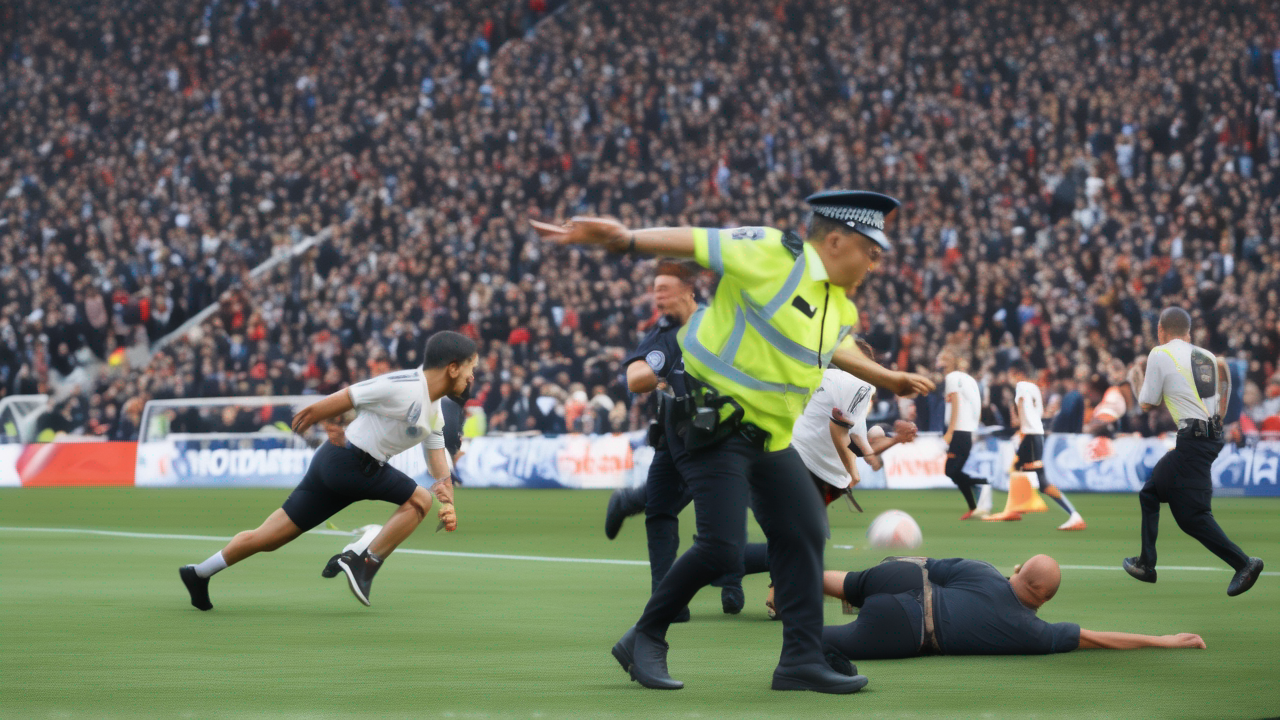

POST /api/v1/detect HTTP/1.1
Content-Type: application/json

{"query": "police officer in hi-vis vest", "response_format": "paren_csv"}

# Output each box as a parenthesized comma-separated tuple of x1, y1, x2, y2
(532, 191, 935, 695)
(1123, 307, 1263, 597)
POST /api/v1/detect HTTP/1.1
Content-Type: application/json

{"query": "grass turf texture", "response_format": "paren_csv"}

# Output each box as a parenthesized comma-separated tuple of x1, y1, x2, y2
(1, 488, 1276, 720)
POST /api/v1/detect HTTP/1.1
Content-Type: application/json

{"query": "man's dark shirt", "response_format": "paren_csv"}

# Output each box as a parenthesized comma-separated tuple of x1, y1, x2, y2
(1051, 390, 1085, 433)
(926, 558, 1080, 655)
(623, 314, 688, 453)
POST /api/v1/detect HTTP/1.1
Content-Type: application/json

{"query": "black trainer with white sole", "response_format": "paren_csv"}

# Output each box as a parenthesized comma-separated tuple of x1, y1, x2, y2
(322, 550, 359, 579)
(179, 566, 213, 611)
(337, 551, 383, 606)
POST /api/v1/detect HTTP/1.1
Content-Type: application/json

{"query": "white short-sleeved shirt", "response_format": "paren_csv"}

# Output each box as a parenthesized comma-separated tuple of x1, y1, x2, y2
(344, 368, 446, 463)
(1014, 381, 1045, 435)
(1092, 386, 1129, 424)
(1138, 339, 1219, 425)
(944, 371, 982, 432)
(792, 369, 874, 488)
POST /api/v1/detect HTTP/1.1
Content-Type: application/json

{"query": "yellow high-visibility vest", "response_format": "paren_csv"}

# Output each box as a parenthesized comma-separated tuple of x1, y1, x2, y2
(680, 227, 859, 451)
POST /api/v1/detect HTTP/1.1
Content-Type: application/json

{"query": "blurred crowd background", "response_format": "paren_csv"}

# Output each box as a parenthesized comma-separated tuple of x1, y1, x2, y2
(2, 0, 1278, 443)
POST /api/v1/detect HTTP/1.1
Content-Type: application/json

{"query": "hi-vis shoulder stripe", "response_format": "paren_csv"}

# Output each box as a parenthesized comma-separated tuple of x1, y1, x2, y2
(813, 205, 885, 230)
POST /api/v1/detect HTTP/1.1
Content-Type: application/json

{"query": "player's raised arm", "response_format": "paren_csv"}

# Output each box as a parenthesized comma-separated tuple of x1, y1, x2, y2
(291, 388, 356, 436)
(1077, 629, 1206, 650)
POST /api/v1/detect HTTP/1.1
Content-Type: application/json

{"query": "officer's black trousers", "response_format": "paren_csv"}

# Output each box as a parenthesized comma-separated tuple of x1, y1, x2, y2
(644, 449, 694, 593)
(821, 562, 925, 660)
(636, 435, 828, 669)
(1138, 436, 1249, 571)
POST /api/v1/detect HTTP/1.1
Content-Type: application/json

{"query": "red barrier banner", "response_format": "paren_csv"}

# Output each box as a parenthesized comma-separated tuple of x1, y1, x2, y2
(12, 442, 137, 487)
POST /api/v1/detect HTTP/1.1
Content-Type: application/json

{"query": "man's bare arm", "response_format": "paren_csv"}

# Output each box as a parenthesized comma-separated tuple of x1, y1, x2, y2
(944, 393, 960, 443)
(627, 362, 660, 394)
(850, 432, 882, 471)
(829, 417, 860, 484)
(831, 345, 935, 397)
(1077, 629, 1205, 650)
(424, 446, 457, 532)
(530, 217, 696, 258)
(291, 389, 355, 435)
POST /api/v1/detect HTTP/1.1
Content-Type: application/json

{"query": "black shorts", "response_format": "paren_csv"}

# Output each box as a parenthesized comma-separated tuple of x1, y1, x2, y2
(281, 442, 420, 531)
(1016, 434, 1044, 468)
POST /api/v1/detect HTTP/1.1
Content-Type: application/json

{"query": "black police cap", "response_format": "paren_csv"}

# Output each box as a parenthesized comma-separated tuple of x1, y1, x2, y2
(805, 190, 902, 250)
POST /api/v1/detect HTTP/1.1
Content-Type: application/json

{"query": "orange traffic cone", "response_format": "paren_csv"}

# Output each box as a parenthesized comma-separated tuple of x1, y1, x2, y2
(985, 472, 1047, 521)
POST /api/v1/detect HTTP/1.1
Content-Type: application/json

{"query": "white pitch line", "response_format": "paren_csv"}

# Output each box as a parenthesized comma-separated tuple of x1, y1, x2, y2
(1061, 564, 1278, 576)
(0, 526, 648, 566)
(1, 527, 1272, 575)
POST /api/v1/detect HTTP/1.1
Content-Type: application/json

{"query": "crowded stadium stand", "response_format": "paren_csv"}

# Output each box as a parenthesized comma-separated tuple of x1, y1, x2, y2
(2, 0, 1279, 444)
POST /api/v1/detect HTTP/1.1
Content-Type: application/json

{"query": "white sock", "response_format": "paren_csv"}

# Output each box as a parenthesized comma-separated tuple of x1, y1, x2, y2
(193, 551, 228, 578)
(344, 525, 382, 555)
(976, 484, 993, 512)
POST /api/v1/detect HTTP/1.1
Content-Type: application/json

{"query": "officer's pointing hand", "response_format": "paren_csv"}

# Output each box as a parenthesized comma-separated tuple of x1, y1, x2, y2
(894, 372, 936, 398)
(530, 216, 630, 251)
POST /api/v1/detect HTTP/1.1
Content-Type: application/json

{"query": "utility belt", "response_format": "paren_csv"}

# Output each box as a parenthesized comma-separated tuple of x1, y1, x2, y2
(1177, 418, 1223, 441)
(881, 556, 942, 656)
(665, 376, 770, 451)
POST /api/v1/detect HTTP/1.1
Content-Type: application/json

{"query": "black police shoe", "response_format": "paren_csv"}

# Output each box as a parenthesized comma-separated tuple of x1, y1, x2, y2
(673, 607, 691, 623)
(337, 551, 383, 606)
(630, 632, 683, 690)
(1122, 557, 1157, 584)
(322, 550, 359, 579)
(605, 488, 643, 539)
(771, 663, 869, 694)
(721, 584, 744, 615)
(823, 643, 857, 677)
(611, 626, 637, 674)
(1227, 557, 1264, 597)
(179, 566, 213, 611)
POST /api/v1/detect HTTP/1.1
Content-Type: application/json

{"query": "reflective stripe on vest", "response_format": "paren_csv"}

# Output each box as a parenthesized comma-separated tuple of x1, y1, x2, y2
(682, 308, 812, 396)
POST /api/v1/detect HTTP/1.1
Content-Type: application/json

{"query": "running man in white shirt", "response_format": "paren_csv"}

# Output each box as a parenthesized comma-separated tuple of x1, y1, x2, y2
(1123, 308, 1263, 596)
(179, 331, 478, 611)
(794, 339, 919, 502)
(763, 338, 917, 618)
(1009, 360, 1085, 530)
(938, 349, 990, 519)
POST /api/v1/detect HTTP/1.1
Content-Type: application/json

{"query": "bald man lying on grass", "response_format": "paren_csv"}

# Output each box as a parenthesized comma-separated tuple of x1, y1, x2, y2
(821, 555, 1206, 661)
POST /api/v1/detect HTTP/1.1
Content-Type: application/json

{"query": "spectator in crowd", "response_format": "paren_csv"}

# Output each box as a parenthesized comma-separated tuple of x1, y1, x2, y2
(2, 0, 1277, 442)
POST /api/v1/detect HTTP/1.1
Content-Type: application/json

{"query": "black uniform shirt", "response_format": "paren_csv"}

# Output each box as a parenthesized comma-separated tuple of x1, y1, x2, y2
(624, 314, 688, 452)
(926, 558, 1080, 655)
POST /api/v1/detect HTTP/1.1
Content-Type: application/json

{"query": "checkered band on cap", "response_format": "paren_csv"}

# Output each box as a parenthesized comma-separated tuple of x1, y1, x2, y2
(812, 205, 886, 230)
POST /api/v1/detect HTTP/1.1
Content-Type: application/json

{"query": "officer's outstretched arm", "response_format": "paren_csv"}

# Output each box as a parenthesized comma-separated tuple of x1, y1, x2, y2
(832, 346, 935, 397)
(531, 217, 696, 258)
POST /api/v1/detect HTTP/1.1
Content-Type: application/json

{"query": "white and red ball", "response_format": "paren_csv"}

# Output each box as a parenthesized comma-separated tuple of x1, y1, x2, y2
(866, 510, 923, 549)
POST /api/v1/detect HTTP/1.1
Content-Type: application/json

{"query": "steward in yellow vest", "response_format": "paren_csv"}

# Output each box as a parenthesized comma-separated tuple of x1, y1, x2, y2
(531, 190, 934, 695)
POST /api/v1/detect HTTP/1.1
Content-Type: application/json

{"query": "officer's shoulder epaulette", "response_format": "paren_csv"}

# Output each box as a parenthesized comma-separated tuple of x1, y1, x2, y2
(781, 230, 805, 259)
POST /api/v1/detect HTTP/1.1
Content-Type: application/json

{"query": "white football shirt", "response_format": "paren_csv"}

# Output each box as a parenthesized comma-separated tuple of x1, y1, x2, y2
(944, 371, 981, 432)
(1014, 381, 1045, 435)
(792, 369, 875, 488)
(344, 368, 447, 463)
(1138, 339, 1219, 425)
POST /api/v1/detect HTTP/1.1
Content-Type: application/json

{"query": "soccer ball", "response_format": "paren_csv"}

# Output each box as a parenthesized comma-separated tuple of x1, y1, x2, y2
(866, 510, 923, 549)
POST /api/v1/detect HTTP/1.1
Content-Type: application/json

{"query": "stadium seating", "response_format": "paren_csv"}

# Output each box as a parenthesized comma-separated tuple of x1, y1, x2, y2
(2, 0, 1277, 441)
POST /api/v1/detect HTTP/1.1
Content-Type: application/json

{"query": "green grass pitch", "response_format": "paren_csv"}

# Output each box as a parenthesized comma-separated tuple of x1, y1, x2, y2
(1, 487, 1277, 719)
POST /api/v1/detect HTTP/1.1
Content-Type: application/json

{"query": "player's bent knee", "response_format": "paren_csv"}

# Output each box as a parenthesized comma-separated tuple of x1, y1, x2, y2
(406, 487, 433, 519)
